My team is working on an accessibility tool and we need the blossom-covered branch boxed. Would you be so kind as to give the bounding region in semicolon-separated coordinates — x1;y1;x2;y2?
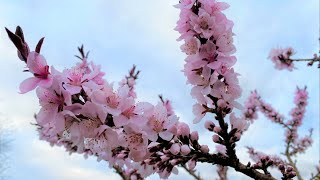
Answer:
268;47;320;70
243;87;313;180
5;0;308;179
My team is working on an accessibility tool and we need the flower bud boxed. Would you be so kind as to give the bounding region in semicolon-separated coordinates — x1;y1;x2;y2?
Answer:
177;122;190;137
170;143;181;155
160;155;169;161
205;120;215;131
200;145;209;153
190;131;199;141
187;159;196;170
278;164;285;171
180;145;191;155
287;166;293;172
213;126;222;134
212;134;220;143
287;171;296;178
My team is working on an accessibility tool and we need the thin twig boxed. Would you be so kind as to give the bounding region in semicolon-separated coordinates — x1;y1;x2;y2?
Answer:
181;164;202;180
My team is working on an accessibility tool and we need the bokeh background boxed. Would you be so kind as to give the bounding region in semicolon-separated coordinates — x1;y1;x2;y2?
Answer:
0;0;319;179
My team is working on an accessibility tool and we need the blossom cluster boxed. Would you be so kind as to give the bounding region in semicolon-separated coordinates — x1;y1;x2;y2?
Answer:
268;47;295;71
6;22;217;178
175;0;242;124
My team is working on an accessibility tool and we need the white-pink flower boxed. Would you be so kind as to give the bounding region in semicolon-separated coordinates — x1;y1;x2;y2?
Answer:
144;103;178;141
20;52;53;93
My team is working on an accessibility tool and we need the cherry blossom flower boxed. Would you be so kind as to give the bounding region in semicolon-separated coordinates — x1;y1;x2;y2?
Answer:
20;52;53;93
144;103;178;141
268;47;295;71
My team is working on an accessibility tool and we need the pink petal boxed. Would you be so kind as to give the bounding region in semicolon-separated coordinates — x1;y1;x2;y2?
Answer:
19;77;41;94
27;52;48;74
113;115;129;127
64;84;82;95
159;131;173;141
38;76;53;88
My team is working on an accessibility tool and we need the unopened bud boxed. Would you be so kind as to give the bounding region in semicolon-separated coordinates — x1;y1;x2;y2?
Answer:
287;166;294;172
190;131;199;141
287;171;296;178
213;126;222;133
212;134;220;143
200;145;209;153
177;122;190;137
180;145;191;155
170;143;181;155
205;120;215;131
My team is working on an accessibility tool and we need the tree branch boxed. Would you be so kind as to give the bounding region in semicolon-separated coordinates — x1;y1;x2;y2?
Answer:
113;165;129;180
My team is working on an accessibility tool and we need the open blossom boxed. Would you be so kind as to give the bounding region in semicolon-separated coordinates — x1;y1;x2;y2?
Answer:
35;78;71;131
144;103;178;141
174;0;196;9
181;36;201;55
91;84;131;116
20;52;53;93
190;10;216;38
176;0;242;123
120;125;149;162
63;61;105;95
268;47;295;71
230;113;249;133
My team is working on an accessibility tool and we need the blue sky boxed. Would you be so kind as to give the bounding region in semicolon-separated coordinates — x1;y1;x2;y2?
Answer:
0;0;319;179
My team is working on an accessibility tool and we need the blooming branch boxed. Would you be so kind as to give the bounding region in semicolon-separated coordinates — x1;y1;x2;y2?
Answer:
268;47;320;70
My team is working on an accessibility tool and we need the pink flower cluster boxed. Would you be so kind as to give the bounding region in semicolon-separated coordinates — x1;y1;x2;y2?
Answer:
268;47;295;71
242;90;259;121
24;52;196;177
175;0;242;123
243;91;285;124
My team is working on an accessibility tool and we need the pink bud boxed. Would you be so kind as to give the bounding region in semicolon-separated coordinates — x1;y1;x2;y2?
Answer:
288;171;296;178
205;120;215;131
177;122;190;137
187;159;196;170
190;131;199;141
278;164;285;171
170;159;179;165
200;145;209;153
287;166;293;172
160;155;170;161
234;132;241;140
180;145;191;155
213;126;222;133
130;175;137;180
212;134;220;143
170;143;181;155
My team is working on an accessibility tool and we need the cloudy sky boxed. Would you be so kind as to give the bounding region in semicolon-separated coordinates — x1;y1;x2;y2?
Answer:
0;0;319;179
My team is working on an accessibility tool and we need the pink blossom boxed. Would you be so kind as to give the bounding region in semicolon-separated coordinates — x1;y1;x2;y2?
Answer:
170;143;181;155
268;47;295;71
121;125;148;162
190;10;216;38
20;52;53;93
174;0;196;9
200;145;209;153
230;113;249;133
144;103;178;141
181;37;201;55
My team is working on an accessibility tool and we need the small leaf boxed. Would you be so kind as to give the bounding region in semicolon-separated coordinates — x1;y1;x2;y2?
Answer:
35;37;45;53
15;26;25;43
